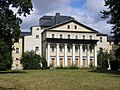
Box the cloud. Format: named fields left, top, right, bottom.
left=20, top=0, right=112, bottom=35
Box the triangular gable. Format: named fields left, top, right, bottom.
left=45, top=19, right=98, bottom=33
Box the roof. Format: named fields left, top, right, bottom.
left=108, top=36, right=115, bottom=42
left=40, top=13, right=74, bottom=27
left=97, top=33, right=107, bottom=36
left=20, top=32, right=32, bottom=36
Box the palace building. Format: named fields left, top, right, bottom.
left=12, top=13, right=113, bottom=69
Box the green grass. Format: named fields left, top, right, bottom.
left=0, top=69, right=120, bottom=90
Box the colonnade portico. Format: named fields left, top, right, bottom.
left=47, top=43, right=97, bottom=67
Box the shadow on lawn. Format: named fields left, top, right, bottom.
left=0, top=87, right=16, bottom=90
left=0, top=70, right=27, bottom=74
left=89, top=69, right=120, bottom=76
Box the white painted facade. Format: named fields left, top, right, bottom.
left=12, top=13, right=113, bottom=69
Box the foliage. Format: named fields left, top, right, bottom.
left=89, top=63, right=94, bottom=69
left=20, top=51, right=41, bottom=70
left=0, top=0, right=33, bottom=70
left=97, top=48, right=109, bottom=69
left=41, top=57, right=48, bottom=69
left=101, top=0, right=120, bottom=61
left=102, top=0, right=120, bottom=45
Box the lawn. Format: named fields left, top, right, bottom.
left=0, top=69, right=120, bottom=90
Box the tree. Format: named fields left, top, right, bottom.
left=20, top=51, right=42, bottom=70
left=0, top=0, right=33, bottom=70
left=97, top=48, right=109, bottom=69
left=101, top=0, right=120, bottom=61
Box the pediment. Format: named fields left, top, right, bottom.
left=46, top=20, right=98, bottom=33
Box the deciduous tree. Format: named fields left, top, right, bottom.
left=0, top=0, right=33, bottom=70
left=101, top=0, right=120, bottom=61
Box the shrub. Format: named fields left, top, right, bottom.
left=89, top=63, right=94, bottom=69
left=41, top=57, right=48, bottom=69
left=20, top=51, right=41, bottom=70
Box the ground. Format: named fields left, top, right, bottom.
left=0, top=69, right=120, bottom=90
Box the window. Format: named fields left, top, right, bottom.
left=90, top=46, right=93, bottom=52
left=68, top=35, right=70, bottom=39
left=60, top=34, right=63, bottom=39
left=52, top=46, right=54, bottom=52
left=75, top=25, right=77, bottom=29
left=36, top=35, right=39, bottom=38
left=16, top=48, right=19, bottom=53
left=35, top=47, right=39, bottom=51
left=100, top=37, right=102, bottom=42
left=68, top=25, right=70, bottom=29
left=67, top=46, right=70, bottom=52
left=36, top=28, right=39, bottom=30
left=75, top=35, right=78, bottom=39
left=60, top=46, right=62, bottom=52
left=16, top=58, right=19, bottom=60
left=75, top=46, right=78, bottom=52
left=82, top=46, right=85, bottom=52
left=83, top=35, right=85, bottom=39
left=90, top=35, right=92, bottom=40
left=52, top=34, right=54, bottom=38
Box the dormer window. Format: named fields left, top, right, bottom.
left=75, top=25, right=77, bottom=29
left=68, top=25, right=70, bottom=29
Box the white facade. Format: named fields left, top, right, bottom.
left=12, top=13, right=113, bottom=69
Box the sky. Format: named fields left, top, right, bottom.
left=20, top=0, right=111, bottom=35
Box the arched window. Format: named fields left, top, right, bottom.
left=68, top=25, right=70, bottom=29
left=75, top=25, right=77, bottom=29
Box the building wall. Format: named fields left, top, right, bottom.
left=12, top=38, right=23, bottom=70
left=97, top=36, right=112, bottom=52
left=11, top=21, right=113, bottom=69
left=46, top=31, right=98, bottom=40
left=24, top=26, right=42, bottom=55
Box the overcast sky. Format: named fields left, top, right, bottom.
left=20, top=0, right=111, bottom=35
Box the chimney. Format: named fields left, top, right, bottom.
left=55, top=13, right=60, bottom=17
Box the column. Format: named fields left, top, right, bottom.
left=87, top=44, right=90, bottom=67
left=64, top=44, right=67, bottom=66
left=80, top=44, right=83, bottom=67
left=56, top=43, right=60, bottom=66
left=72, top=44, right=75, bottom=65
left=94, top=44, right=97, bottom=67
left=47, top=43, right=51, bottom=66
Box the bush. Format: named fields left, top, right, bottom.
left=89, top=63, right=94, bottom=69
left=41, top=57, right=48, bottom=69
left=110, top=60, right=119, bottom=71
left=20, top=51, right=41, bottom=70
